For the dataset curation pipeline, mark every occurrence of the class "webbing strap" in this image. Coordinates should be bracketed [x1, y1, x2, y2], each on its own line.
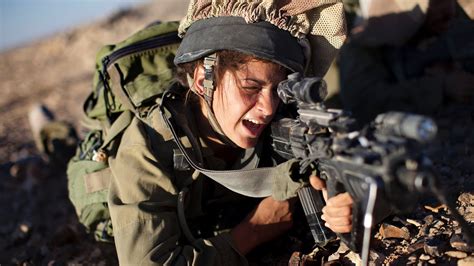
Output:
[100, 110, 134, 150]
[159, 104, 276, 198]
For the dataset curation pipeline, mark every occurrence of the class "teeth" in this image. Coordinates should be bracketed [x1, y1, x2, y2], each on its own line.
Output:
[246, 118, 262, 124]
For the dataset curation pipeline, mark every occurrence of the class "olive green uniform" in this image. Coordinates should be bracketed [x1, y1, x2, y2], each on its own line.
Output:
[107, 91, 296, 265]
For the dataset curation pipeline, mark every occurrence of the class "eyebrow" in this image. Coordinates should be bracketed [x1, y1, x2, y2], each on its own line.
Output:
[241, 78, 267, 85]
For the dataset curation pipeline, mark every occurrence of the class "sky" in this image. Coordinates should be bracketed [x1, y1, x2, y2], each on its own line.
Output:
[0, 0, 150, 51]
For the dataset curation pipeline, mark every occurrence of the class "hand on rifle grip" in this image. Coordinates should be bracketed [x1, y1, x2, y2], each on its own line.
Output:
[310, 175, 354, 233]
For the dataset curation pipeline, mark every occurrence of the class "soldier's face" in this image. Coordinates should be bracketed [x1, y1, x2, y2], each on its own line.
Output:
[212, 60, 285, 148]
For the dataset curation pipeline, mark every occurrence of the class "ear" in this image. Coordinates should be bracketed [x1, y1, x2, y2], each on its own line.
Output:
[192, 64, 206, 96]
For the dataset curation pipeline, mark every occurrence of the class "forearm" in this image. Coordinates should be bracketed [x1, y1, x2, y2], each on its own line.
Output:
[230, 221, 259, 255]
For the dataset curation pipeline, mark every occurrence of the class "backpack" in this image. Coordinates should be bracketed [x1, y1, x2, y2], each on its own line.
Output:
[67, 21, 181, 242]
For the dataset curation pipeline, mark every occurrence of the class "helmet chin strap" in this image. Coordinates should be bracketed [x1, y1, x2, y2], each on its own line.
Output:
[189, 53, 239, 148]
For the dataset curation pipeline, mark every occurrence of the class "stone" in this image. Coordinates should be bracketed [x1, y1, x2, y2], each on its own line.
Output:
[445, 251, 468, 259]
[458, 256, 474, 266]
[406, 219, 422, 227]
[450, 234, 474, 252]
[424, 204, 447, 213]
[408, 240, 425, 254]
[379, 223, 410, 240]
[424, 215, 434, 224]
[368, 250, 385, 266]
[432, 220, 445, 229]
[461, 207, 474, 223]
[428, 227, 439, 236]
[344, 251, 361, 265]
[424, 237, 447, 257]
[407, 255, 417, 265]
[458, 193, 474, 206]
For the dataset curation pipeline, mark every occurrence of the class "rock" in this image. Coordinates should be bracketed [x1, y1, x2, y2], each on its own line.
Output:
[460, 206, 474, 223]
[424, 215, 434, 224]
[424, 237, 447, 257]
[432, 220, 445, 229]
[289, 252, 304, 266]
[428, 227, 439, 235]
[445, 251, 468, 259]
[424, 204, 447, 213]
[368, 250, 386, 266]
[450, 234, 474, 252]
[419, 254, 431, 261]
[406, 219, 422, 227]
[328, 243, 350, 262]
[458, 256, 474, 266]
[408, 240, 425, 254]
[289, 251, 320, 266]
[407, 255, 417, 265]
[379, 223, 410, 240]
[327, 252, 340, 262]
[344, 251, 361, 265]
[458, 193, 474, 206]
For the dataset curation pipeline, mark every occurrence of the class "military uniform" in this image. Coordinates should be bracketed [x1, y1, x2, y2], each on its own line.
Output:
[104, 0, 348, 264]
[107, 85, 296, 265]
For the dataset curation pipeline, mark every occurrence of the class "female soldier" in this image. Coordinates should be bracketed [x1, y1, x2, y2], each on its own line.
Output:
[107, 0, 352, 264]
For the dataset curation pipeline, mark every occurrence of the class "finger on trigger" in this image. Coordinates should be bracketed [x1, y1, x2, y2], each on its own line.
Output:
[309, 175, 326, 190]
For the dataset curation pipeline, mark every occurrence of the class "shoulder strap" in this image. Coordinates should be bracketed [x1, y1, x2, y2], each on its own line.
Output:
[159, 89, 279, 198]
[100, 110, 134, 150]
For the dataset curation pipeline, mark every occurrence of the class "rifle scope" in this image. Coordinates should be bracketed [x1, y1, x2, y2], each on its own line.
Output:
[277, 73, 328, 105]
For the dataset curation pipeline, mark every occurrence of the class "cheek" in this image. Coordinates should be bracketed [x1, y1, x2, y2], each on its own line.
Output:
[215, 85, 256, 121]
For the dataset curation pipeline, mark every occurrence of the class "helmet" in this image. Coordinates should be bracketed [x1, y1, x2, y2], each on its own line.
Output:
[175, 0, 347, 78]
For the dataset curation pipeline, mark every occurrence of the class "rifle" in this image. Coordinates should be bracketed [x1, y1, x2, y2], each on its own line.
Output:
[271, 73, 474, 265]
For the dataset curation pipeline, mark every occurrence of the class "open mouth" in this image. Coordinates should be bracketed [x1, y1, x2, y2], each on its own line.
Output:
[242, 118, 265, 136]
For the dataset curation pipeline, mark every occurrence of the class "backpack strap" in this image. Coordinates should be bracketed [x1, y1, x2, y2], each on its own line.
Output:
[78, 110, 134, 194]
[100, 109, 134, 150]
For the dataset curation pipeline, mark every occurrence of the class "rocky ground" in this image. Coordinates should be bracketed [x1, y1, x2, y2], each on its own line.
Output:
[0, 1, 473, 265]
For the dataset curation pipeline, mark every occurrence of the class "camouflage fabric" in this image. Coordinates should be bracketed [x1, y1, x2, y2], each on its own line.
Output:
[178, 0, 347, 78]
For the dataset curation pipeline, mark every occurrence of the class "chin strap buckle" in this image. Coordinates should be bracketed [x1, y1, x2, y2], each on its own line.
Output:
[203, 53, 217, 105]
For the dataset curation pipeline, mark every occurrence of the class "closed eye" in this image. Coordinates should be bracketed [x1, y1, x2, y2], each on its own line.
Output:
[240, 86, 262, 94]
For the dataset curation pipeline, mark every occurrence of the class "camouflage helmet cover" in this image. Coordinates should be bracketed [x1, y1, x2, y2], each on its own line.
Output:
[175, 0, 347, 78]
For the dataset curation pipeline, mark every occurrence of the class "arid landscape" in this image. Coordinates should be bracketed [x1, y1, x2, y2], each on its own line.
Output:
[0, 0, 473, 265]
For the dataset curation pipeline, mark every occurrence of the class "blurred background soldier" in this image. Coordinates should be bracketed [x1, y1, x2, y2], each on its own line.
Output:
[28, 104, 78, 169]
[339, 0, 474, 124]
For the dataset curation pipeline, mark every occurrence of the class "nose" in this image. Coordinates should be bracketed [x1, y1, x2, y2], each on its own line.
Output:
[257, 90, 278, 117]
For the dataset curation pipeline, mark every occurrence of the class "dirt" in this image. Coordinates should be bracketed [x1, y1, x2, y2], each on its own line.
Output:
[0, 1, 473, 265]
